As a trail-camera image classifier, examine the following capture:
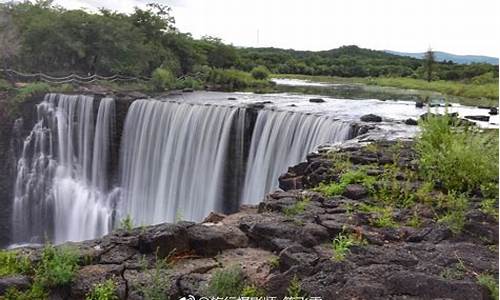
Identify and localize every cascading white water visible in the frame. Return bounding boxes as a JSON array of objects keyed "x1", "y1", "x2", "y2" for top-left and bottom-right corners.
[
  {"x1": 12, "y1": 94, "x2": 115, "y2": 244},
  {"x1": 241, "y1": 110, "x2": 352, "y2": 204},
  {"x1": 119, "y1": 100, "x2": 245, "y2": 225},
  {"x1": 12, "y1": 94, "x2": 354, "y2": 244}
]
